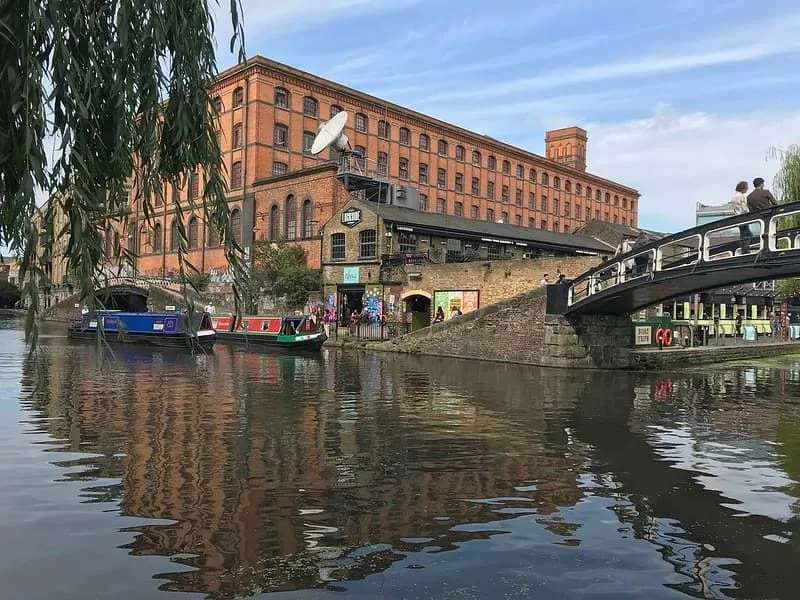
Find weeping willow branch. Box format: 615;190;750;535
0;0;247;350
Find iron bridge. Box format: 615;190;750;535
566;200;800;315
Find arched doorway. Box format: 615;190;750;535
403;293;432;331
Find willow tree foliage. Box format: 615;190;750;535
771;145;800;205
0;0;245;346
771;145;800;299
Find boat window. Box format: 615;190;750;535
261;322;271;331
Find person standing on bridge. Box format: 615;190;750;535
732;181;751;254
747;177;778;212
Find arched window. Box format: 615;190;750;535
553;176;561;189
565;180;571;193
330;104;342;117
302;96;318;117
302;198;313;238
377;151;388;176
211;96;222;114
172;182;181;205
232;87;244;108
232;122;242;148
189;170;199;199
419;133;429;151
438;139;449;156
605;192;611;203
399;127;410;145
576;183;582;196
529;168;537;183
354;145;366;170
516;164;524;178
541;172;549;186
614;194;619;206
488;155;496;170
269;205;279;240
231;161;243;189
455;145;465;161
274;123;288;148
502;160;510;174
472;150;481;166
207;221;219;247
153;223;162;253
285;195;296;240
586;185;592;198
274;87;289;108
378;120;390;139
139;224;149;253
230;208;242;245
188;217;199;249
303;131;315;154
170;219;180;251
355;112;368;132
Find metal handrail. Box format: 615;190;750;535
568;200;800;307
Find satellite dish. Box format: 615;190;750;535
310;111;349;155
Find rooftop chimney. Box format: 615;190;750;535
545;126;587;171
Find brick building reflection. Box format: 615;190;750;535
22;343;593;596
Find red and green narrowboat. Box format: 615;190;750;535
210;314;326;351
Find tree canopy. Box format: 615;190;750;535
249;243;321;312
0;0;245;346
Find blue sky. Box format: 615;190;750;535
214;0;800;232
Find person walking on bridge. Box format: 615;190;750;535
747;177;777;212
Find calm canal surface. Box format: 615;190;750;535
2;317;800;599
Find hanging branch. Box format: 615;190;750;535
0;0;247;350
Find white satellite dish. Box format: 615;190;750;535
310;110;350;155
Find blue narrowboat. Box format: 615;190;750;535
68;311;216;349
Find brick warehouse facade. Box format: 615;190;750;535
125;55;639;277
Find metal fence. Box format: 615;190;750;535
329;320;410;341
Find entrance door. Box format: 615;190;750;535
338;287;365;326
404;294;432;331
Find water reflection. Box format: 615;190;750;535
4;319;800;598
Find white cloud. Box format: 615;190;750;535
423;12;800;104
588;105;800;232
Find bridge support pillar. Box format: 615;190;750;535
541;313;633;369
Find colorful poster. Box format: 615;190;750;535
323;285;337;312
343;267;360;284
434;290;480;319
364;285;384;322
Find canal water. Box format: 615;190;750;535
1;316;800;599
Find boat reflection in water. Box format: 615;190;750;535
12;329;800;599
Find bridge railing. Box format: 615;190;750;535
568;201;800;309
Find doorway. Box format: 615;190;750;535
404;294;432;331
338;287;365;325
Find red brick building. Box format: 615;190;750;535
128;56;639;275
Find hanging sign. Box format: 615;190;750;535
341;207;362;228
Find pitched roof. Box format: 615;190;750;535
367;202;611;254
574;219;666;250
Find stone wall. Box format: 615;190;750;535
385;254;600;308
376;284;633;369
379;288;549;363
631;341;800;370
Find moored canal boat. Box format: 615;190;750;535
211;314;326;351
68;311;216;350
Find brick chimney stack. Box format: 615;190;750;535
545;126;587;171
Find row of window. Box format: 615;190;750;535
216;86;634;210
131;209;243;254
263;196;315;241
330;230;376;260
426;196;629;225
164;162;244;203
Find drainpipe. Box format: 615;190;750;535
243;72;251;269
